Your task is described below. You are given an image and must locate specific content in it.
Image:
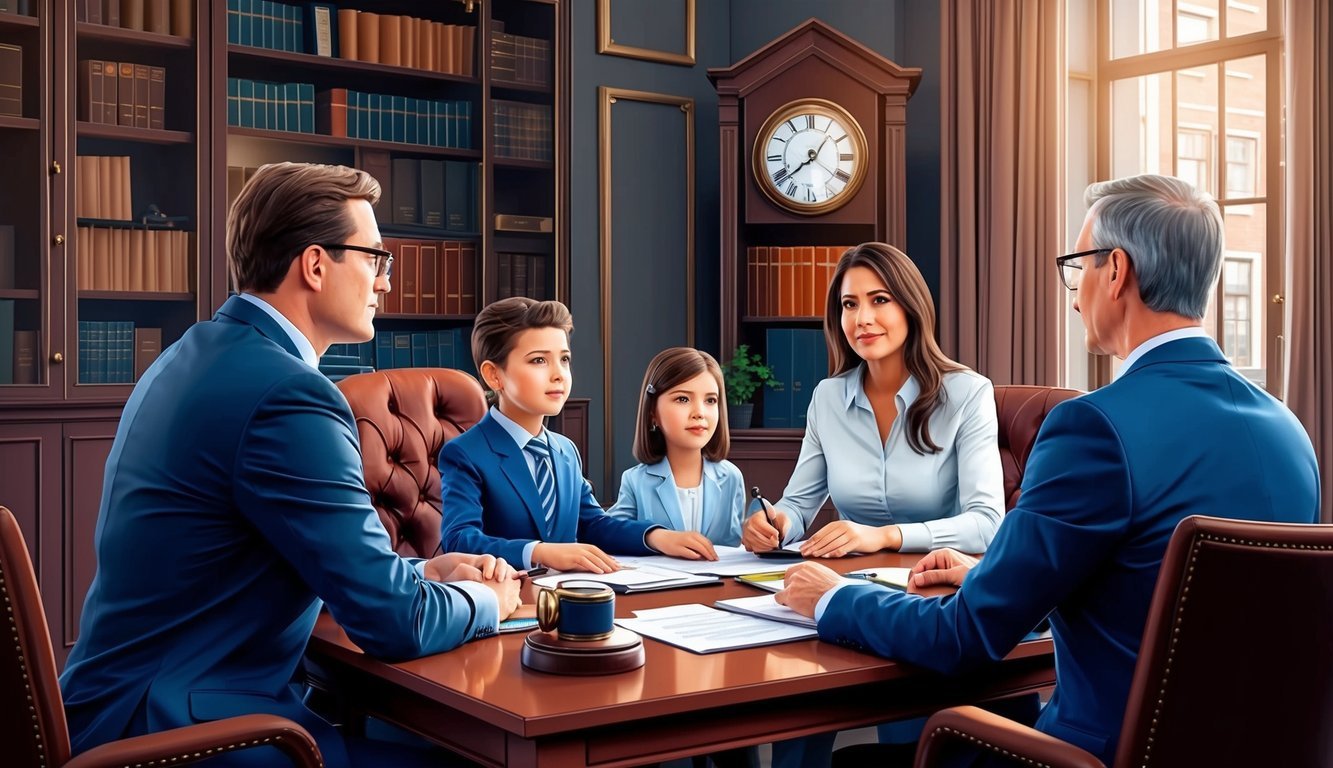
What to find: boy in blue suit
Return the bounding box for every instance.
[777,174,1320,766]
[59,163,521,768]
[439,297,717,573]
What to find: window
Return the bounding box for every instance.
[1225,134,1257,197]
[1068,0,1281,393]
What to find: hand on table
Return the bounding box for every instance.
[533,542,620,574]
[648,529,718,560]
[424,553,517,583]
[908,548,978,589]
[773,561,844,618]
[800,520,901,558]
[741,508,791,552]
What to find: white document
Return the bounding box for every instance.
[845,567,912,590]
[616,545,798,577]
[713,594,817,629]
[614,603,818,654]
[532,564,717,592]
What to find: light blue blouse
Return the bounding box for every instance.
[607,459,747,547]
[776,367,1004,553]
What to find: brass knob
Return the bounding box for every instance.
[53,234,64,246]
[51,160,62,174]
[50,352,64,364]
[1272,294,1285,304]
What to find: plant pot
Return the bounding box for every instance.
[730,403,754,429]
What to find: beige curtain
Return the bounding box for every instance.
[939,0,1065,386]
[1285,0,1333,523]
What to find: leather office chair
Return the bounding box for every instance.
[914,515,1333,768]
[336,368,488,558]
[993,385,1082,510]
[0,506,323,768]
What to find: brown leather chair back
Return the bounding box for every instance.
[1114,515,1333,768]
[993,385,1082,510]
[0,506,72,767]
[337,368,487,558]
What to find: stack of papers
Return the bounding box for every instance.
[614,603,817,653]
[713,594,816,629]
[616,545,800,577]
[531,564,718,593]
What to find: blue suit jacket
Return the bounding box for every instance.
[607,459,746,547]
[439,410,657,564]
[818,337,1320,765]
[59,297,493,768]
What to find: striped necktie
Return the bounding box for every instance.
[525,437,557,536]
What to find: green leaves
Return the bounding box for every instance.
[721,344,779,406]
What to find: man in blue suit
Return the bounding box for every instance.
[777,174,1320,766]
[59,163,522,767]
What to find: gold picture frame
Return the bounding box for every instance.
[597,0,696,67]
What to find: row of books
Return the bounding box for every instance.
[493,100,552,162]
[380,238,477,316]
[490,22,550,86]
[311,87,473,148]
[0,301,37,385]
[75,227,193,293]
[495,252,549,302]
[75,156,134,221]
[335,9,476,76]
[746,245,852,319]
[0,43,20,117]
[77,322,161,384]
[76,0,192,37]
[225,0,307,54]
[388,157,477,231]
[763,328,827,429]
[321,329,476,378]
[225,78,316,135]
[78,60,166,129]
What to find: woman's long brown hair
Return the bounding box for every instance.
[823,242,966,454]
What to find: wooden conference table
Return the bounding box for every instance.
[305,553,1055,767]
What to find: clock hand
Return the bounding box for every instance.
[790,135,833,178]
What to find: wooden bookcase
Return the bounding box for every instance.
[0,0,567,668]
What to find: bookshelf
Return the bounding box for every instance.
[0,0,567,668]
[213,0,566,378]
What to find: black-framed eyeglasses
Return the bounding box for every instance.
[317,243,394,277]
[1056,248,1113,291]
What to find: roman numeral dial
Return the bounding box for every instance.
[752,98,868,215]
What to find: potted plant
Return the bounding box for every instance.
[721,344,779,429]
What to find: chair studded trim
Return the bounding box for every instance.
[2,568,48,766]
[928,726,1055,768]
[1137,527,1333,767]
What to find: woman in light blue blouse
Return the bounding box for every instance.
[742,242,1004,557]
[751,242,1008,768]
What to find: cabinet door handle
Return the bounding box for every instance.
[50,352,64,365]
[53,234,65,246]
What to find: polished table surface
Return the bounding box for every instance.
[306,553,1055,767]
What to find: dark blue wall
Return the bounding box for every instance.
[569,1,941,495]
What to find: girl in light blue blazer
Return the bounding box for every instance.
[608,348,747,547]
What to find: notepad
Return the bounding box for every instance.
[614,603,817,653]
[532,565,719,593]
[616,545,796,577]
[713,594,817,629]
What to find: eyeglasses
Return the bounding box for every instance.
[1055,248,1114,291]
[317,243,394,277]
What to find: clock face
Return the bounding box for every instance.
[752,99,868,215]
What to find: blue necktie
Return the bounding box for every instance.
[525,437,557,536]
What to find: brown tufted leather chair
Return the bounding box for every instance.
[336,368,488,558]
[0,506,323,768]
[914,515,1333,768]
[993,385,1082,510]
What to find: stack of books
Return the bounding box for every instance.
[79,60,168,129]
[77,0,192,37]
[492,100,552,161]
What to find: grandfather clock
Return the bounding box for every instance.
[708,20,920,504]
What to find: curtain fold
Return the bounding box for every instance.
[1284,0,1333,523]
[939,0,1065,386]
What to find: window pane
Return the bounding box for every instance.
[1177,64,1219,196]
[1227,0,1267,37]
[1111,0,1171,58]
[1111,73,1173,179]
[1224,55,1266,199]
[1220,203,1267,383]
[1177,1,1220,46]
